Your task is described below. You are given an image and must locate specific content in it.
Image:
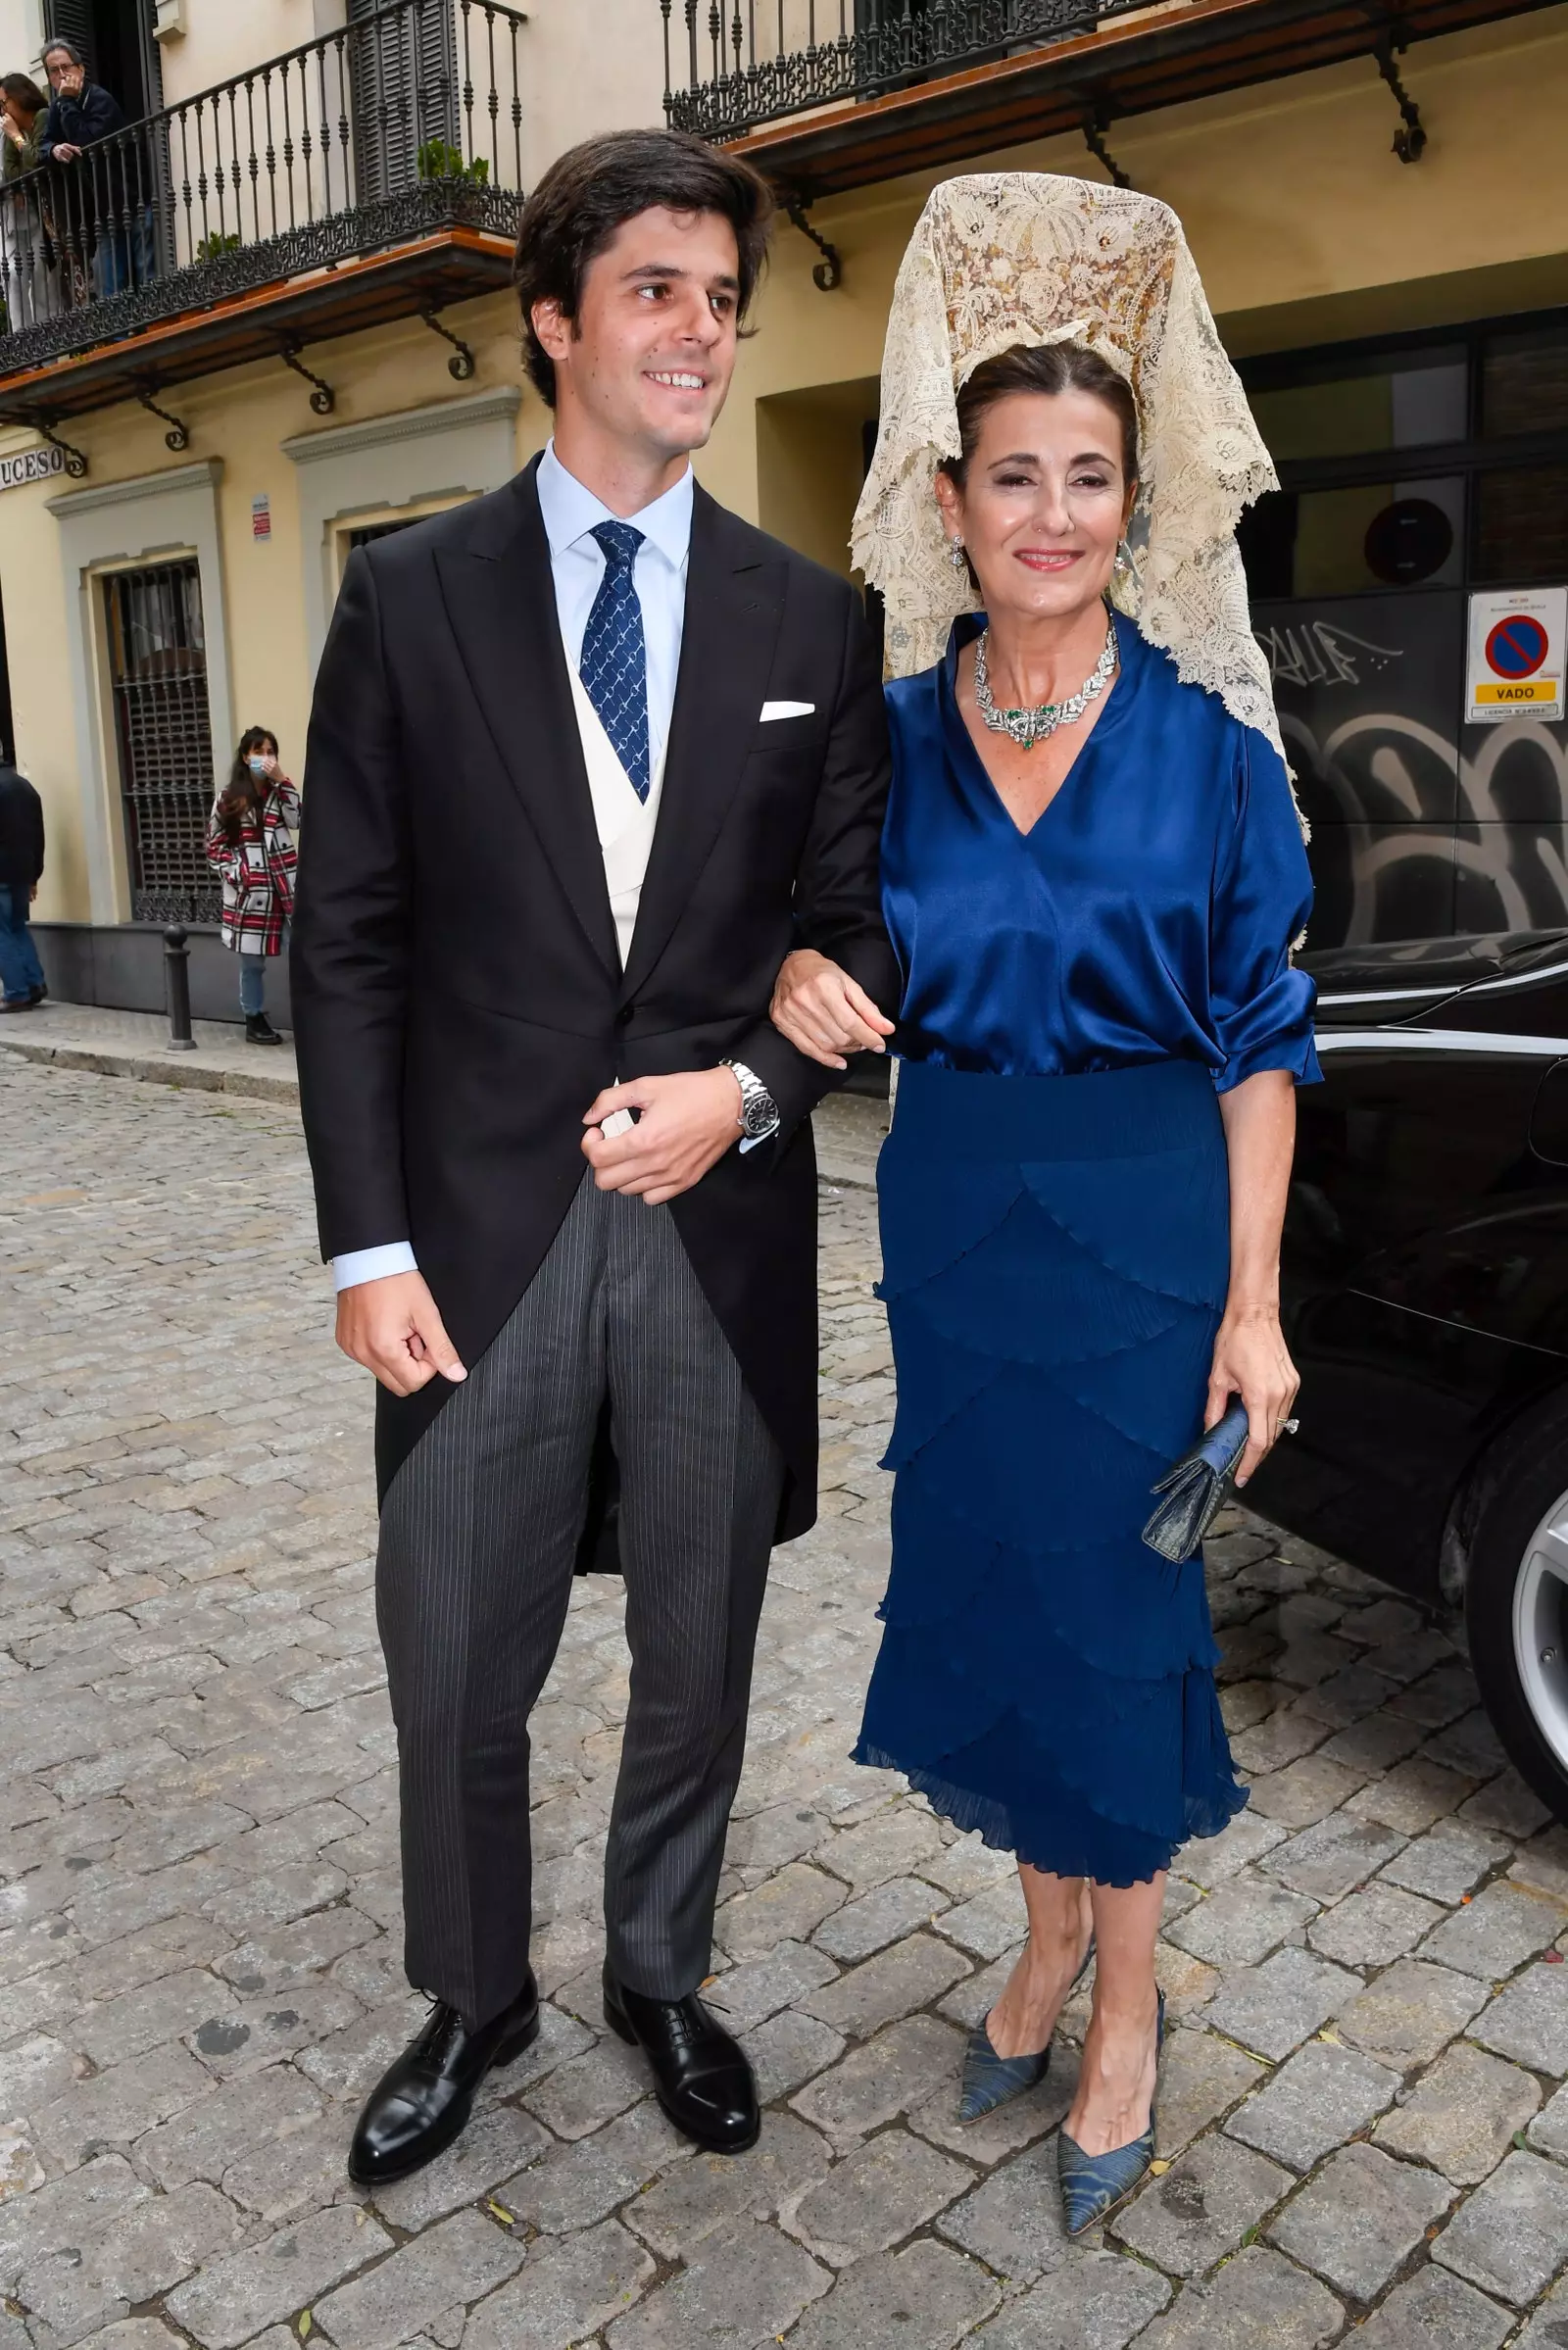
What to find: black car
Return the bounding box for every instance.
[1250,927,1568,1822]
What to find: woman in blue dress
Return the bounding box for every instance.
[771,175,1318,2231]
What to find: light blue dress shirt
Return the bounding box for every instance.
[331,445,696,1294]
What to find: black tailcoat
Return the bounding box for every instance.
[291,457,899,1539]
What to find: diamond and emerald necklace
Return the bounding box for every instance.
[972,609,1119,751]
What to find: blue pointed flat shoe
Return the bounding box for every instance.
[1056,1989,1165,2237]
[958,1934,1096,2126]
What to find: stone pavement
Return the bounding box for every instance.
[5,1053,1568,2350]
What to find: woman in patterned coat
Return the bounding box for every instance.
[206,728,299,1045]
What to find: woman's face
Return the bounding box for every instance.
[246,738,278,777]
[935,387,1136,630]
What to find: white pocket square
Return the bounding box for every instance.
[760,700,815,721]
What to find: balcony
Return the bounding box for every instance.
[0,0,526,451]
[661,0,1553,199]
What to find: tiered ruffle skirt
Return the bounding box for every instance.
[854,1056,1249,1885]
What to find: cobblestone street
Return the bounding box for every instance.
[8,1054,1568,2350]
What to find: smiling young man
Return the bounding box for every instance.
[290,129,899,2182]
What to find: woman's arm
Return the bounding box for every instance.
[1210,1066,1299,1487]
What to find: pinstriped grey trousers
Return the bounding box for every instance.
[376,1170,784,2029]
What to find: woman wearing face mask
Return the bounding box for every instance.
[207,728,300,1045]
[770,175,1318,2232]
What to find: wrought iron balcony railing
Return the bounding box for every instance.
[0,0,526,375]
[660,0,1138,143]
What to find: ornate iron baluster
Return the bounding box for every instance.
[486,4,500,181]
[262,66,278,240]
[316,37,331,220]
[334,30,351,217]
[243,76,259,243]
[509,13,522,189]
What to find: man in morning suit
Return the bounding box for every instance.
[290,127,900,2183]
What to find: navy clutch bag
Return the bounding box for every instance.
[1142,1397,1251,1564]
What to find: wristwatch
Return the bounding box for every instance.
[721,1058,780,1143]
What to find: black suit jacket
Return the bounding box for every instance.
[291,458,899,1538]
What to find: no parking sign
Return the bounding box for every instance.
[1467,587,1566,723]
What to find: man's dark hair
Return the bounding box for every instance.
[513,128,773,408]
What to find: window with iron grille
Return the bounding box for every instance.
[104,560,218,924]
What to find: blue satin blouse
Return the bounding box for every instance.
[882,612,1320,1091]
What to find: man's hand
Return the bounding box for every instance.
[51,141,80,161]
[770,948,894,1070]
[582,1069,743,1205]
[335,1270,467,1396]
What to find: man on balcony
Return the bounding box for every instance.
[38,39,132,300]
[292,125,899,2182]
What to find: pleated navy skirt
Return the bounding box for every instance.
[854,1056,1250,1885]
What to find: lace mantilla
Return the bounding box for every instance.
[852,172,1300,812]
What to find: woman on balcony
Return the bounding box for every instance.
[769,173,1316,2233]
[207,728,300,1047]
[1,73,49,329]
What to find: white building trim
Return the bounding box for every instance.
[46,459,233,927]
[283,388,523,671]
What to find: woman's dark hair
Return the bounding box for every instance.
[940,342,1140,490]
[2,73,46,116]
[512,128,773,408]
[216,727,278,843]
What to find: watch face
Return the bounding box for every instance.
[740,1093,777,1138]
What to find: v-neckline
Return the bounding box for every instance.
[941,611,1129,843]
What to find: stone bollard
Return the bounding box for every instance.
[164,924,196,1052]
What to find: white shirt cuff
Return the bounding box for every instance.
[332,1242,419,1292]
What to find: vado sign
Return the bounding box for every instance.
[1467,587,1566,724]
[0,444,65,492]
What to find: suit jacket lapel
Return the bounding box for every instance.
[434,460,618,977]
[621,485,785,1000]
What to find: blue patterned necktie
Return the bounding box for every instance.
[578,519,651,801]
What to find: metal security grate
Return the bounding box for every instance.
[104,561,219,924]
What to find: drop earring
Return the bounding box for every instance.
[949,534,968,573]
[1113,537,1135,579]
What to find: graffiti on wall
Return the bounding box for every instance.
[1257,592,1568,948]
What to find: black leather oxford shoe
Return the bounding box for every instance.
[603,1963,760,2154]
[347,1973,540,2185]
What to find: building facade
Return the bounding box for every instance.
[0,0,1562,1011]
[0,0,662,1014]
[682,0,1568,954]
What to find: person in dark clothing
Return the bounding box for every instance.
[38,41,125,162]
[0,761,46,1010]
[38,40,130,299]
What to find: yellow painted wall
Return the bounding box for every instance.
[0,448,77,921]
[158,0,334,109]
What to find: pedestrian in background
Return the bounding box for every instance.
[207,727,298,1046]
[0,754,46,1010]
